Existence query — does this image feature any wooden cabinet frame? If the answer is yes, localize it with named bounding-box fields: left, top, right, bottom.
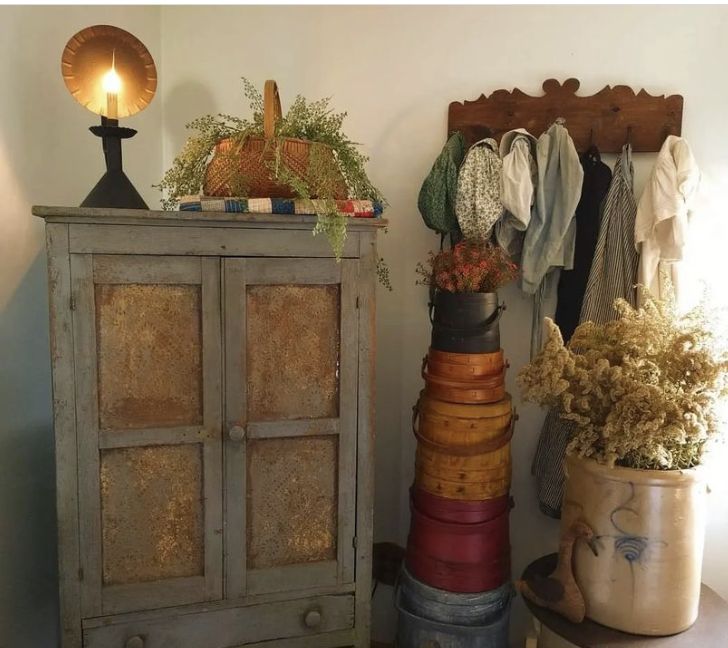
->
left=37, top=207, right=383, bottom=648
left=223, top=258, right=359, bottom=599
left=71, top=255, right=224, bottom=617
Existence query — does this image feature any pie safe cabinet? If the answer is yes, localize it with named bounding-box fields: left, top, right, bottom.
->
left=35, top=207, right=384, bottom=648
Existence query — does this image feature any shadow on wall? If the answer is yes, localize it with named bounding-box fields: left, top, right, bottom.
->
left=0, top=253, right=59, bottom=648
left=161, top=80, right=218, bottom=191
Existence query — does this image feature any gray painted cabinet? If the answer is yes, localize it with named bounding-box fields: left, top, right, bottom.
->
left=35, top=207, right=383, bottom=648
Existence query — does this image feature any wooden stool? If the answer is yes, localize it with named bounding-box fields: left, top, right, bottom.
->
left=522, top=554, right=728, bottom=647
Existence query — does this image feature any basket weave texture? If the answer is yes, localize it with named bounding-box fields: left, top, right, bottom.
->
left=203, top=80, right=347, bottom=200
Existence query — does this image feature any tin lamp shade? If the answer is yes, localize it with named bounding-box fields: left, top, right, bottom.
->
left=62, top=25, right=157, bottom=209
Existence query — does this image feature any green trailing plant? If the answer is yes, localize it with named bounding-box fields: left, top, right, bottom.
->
left=518, top=291, right=728, bottom=470
left=376, top=255, right=392, bottom=292
left=157, top=79, right=386, bottom=263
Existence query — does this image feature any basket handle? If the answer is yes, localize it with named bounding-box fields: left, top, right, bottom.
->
left=263, top=80, right=282, bottom=140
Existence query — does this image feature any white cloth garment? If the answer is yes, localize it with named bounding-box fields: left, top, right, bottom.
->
left=496, top=129, right=537, bottom=259
left=635, top=135, right=700, bottom=306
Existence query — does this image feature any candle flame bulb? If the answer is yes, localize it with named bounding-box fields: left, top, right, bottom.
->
left=102, top=66, right=122, bottom=94
left=102, top=52, right=121, bottom=119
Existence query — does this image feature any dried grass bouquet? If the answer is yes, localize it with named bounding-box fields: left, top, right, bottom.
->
left=519, top=293, right=728, bottom=470
left=416, top=240, right=518, bottom=293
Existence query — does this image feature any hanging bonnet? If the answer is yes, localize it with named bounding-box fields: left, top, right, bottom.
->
left=455, top=138, right=504, bottom=240
left=417, top=131, right=466, bottom=235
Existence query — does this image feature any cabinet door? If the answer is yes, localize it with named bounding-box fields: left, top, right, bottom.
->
left=224, top=258, right=358, bottom=598
left=71, top=255, right=223, bottom=617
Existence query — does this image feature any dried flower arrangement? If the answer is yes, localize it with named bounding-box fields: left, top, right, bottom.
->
left=519, top=293, right=728, bottom=470
left=157, top=79, right=386, bottom=263
left=416, top=240, right=518, bottom=293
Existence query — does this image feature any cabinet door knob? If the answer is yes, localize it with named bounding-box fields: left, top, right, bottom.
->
left=228, top=425, right=246, bottom=442
left=125, top=636, right=144, bottom=648
left=303, top=609, right=322, bottom=628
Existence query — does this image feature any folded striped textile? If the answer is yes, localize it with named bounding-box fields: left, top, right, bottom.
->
left=179, top=195, right=384, bottom=218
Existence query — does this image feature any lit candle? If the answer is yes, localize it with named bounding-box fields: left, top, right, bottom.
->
left=101, top=51, right=121, bottom=120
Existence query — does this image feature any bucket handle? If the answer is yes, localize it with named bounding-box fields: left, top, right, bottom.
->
left=412, top=398, right=421, bottom=438
left=422, top=365, right=506, bottom=388
left=414, top=392, right=516, bottom=431
left=416, top=407, right=513, bottom=427
left=421, top=354, right=507, bottom=379
left=428, top=300, right=506, bottom=330
left=489, top=301, right=506, bottom=327
left=414, top=416, right=515, bottom=455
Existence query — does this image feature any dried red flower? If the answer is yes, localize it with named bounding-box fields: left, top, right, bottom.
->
left=416, top=241, right=518, bottom=293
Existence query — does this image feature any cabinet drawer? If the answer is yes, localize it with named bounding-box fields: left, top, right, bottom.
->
left=83, top=594, right=355, bottom=648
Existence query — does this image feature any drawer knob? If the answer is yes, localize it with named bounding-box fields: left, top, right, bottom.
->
left=303, top=609, right=322, bottom=628
left=228, top=425, right=246, bottom=442
left=125, top=637, right=144, bottom=648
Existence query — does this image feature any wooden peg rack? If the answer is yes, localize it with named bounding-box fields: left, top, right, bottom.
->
left=448, top=78, right=683, bottom=153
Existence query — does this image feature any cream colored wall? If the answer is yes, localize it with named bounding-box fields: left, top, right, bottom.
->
left=2, top=5, right=728, bottom=647
left=0, top=6, right=161, bottom=646
left=160, top=6, right=728, bottom=643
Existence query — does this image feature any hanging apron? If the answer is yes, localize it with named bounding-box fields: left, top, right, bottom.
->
left=554, top=148, right=612, bottom=343
left=532, top=144, right=639, bottom=518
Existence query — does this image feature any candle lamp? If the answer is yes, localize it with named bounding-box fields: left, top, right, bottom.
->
left=61, top=25, right=157, bottom=209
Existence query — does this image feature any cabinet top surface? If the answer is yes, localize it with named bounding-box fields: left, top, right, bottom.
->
left=32, top=206, right=388, bottom=230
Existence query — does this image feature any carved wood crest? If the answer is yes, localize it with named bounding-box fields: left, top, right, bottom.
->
left=448, top=78, right=683, bottom=153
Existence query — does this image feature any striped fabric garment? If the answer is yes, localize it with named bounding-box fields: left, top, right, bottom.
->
left=178, top=195, right=384, bottom=218
left=532, top=144, right=639, bottom=518
left=579, top=145, right=640, bottom=322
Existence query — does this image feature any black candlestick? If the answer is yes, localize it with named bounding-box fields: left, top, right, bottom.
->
left=81, top=116, right=148, bottom=209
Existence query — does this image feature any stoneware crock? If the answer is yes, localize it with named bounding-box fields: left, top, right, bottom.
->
left=561, top=453, right=707, bottom=636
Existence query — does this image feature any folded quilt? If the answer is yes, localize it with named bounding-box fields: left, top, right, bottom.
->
left=179, top=195, right=384, bottom=218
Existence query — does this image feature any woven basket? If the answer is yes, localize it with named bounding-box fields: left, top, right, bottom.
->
left=203, top=80, right=348, bottom=199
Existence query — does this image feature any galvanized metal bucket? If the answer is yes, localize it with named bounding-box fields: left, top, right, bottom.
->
left=395, top=569, right=513, bottom=647
left=396, top=566, right=513, bottom=626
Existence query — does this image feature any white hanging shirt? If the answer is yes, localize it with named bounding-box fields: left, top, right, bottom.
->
left=635, top=135, right=700, bottom=306
left=496, top=129, right=537, bottom=259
